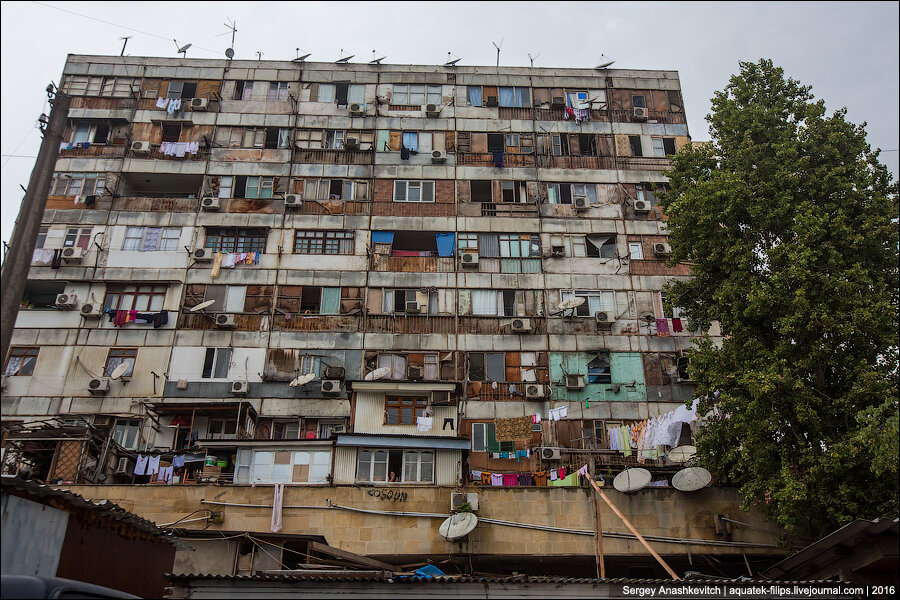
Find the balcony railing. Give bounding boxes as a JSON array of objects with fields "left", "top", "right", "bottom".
[
  {"left": 616, "top": 156, "right": 672, "bottom": 171},
  {"left": 131, "top": 147, "right": 209, "bottom": 161},
  {"left": 365, "top": 315, "right": 456, "bottom": 334},
  {"left": 472, "top": 257, "right": 542, "bottom": 274},
  {"left": 58, "top": 144, "right": 127, "bottom": 159},
  {"left": 178, "top": 312, "right": 268, "bottom": 331},
  {"left": 497, "top": 107, "right": 535, "bottom": 120},
  {"left": 457, "top": 152, "right": 536, "bottom": 168},
  {"left": 294, "top": 148, "right": 374, "bottom": 165},
  {"left": 295, "top": 199, "right": 369, "bottom": 215},
  {"left": 69, "top": 96, "right": 137, "bottom": 111},
  {"left": 534, "top": 108, "right": 608, "bottom": 122},
  {"left": 456, "top": 315, "right": 547, "bottom": 335},
  {"left": 371, "top": 255, "right": 455, "bottom": 273},
  {"left": 610, "top": 109, "right": 687, "bottom": 125},
  {"left": 536, "top": 155, "right": 616, "bottom": 170},
  {"left": 111, "top": 197, "right": 200, "bottom": 212},
  {"left": 274, "top": 314, "right": 362, "bottom": 331},
  {"left": 465, "top": 378, "right": 550, "bottom": 402}
]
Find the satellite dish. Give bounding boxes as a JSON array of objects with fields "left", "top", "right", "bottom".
[
  {"left": 369, "top": 57, "right": 385, "bottom": 64},
  {"left": 558, "top": 296, "right": 586, "bottom": 310},
  {"left": 444, "top": 58, "right": 461, "bottom": 66},
  {"left": 293, "top": 53, "right": 311, "bottom": 62},
  {"left": 595, "top": 60, "right": 615, "bottom": 69},
  {"left": 290, "top": 372, "right": 317, "bottom": 387},
  {"left": 439, "top": 512, "right": 477, "bottom": 541},
  {"left": 225, "top": 48, "right": 235, "bottom": 59},
  {"left": 335, "top": 55, "right": 354, "bottom": 64},
  {"left": 190, "top": 299, "right": 216, "bottom": 312},
  {"left": 672, "top": 467, "right": 712, "bottom": 492},
  {"left": 613, "top": 468, "right": 651, "bottom": 493},
  {"left": 177, "top": 43, "right": 192, "bottom": 54},
  {"left": 667, "top": 445, "right": 697, "bottom": 464},
  {"left": 109, "top": 361, "right": 130, "bottom": 380},
  {"left": 365, "top": 367, "right": 391, "bottom": 381}
]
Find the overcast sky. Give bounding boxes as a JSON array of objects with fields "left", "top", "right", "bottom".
[{"left": 2, "top": 1, "right": 898, "bottom": 248}]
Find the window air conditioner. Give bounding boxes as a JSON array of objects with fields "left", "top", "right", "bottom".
[
  {"left": 654, "top": 242, "right": 672, "bottom": 256},
  {"left": 425, "top": 103, "right": 441, "bottom": 117},
  {"left": 56, "top": 294, "right": 78, "bottom": 310},
  {"left": 634, "top": 199, "right": 651, "bottom": 213},
  {"left": 451, "top": 492, "right": 478, "bottom": 512},
  {"left": 511, "top": 318, "right": 533, "bottom": 333},
  {"left": 115, "top": 457, "right": 133, "bottom": 474},
  {"left": 485, "top": 95, "right": 499, "bottom": 107},
  {"left": 460, "top": 250, "right": 479, "bottom": 267},
  {"left": 431, "top": 150, "right": 445, "bottom": 164},
  {"left": 343, "top": 137, "right": 360, "bottom": 150},
  {"left": 573, "top": 196, "right": 589, "bottom": 211},
  {"left": 325, "top": 366, "right": 346, "bottom": 380},
  {"left": 565, "top": 374, "right": 585, "bottom": 389},
  {"left": 349, "top": 103, "right": 366, "bottom": 116},
  {"left": 284, "top": 194, "right": 303, "bottom": 208},
  {"left": 192, "top": 248, "right": 213, "bottom": 261},
  {"left": 190, "top": 97, "right": 209, "bottom": 111},
  {"left": 550, "top": 245, "right": 566, "bottom": 258},
  {"left": 215, "top": 313, "right": 236, "bottom": 328},
  {"left": 407, "top": 365, "right": 424, "bottom": 381},
  {"left": 88, "top": 378, "right": 110, "bottom": 394},
  {"left": 633, "top": 107, "right": 649, "bottom": 120},
  {"left": 550, "top": 96, "right": 566, "bottom": 108},
  {"left": 405, "top": 301, "right": 422, "bottom": 314},
  {"left": 80, "top": 303, "right": 102, "bottom": 318},
  {"left": 321, "top": 379, "right": 342, "bottom": 396},
  {"left": 525, "top": 384, "right": 547, "bottom": 400},
  {"left": 201, "top": 197, "right": 221, "bottom": 211},
  {"left": 61, "top": 247, "right": 85, "bottom": 262},
  {"left": 130, "top": 141, "right": 151, "bottom": 155},
  {"left": 431, "top": 391, "right": 452, "bottom": 406},
  {"left": 538, "top": 447, "right": 562, "bottom": 461},
  {"left": 230, "top": 380, "right": 249, "bottom": 395}
]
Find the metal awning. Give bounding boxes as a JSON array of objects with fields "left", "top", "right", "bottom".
[
  {"left": 335, "top": 434, "right": 469, "bottom": 450},
  {"left": 350, "top": 381, "right": 456, "bottom": 393}
]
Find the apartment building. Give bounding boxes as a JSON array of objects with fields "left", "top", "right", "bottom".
[{"left": 1, "top": 55, "right": 774, "bottom": 578}]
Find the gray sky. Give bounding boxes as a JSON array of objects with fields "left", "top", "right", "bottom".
[{"left": 2, "top": 1, "right": 898, "bottom": 248}]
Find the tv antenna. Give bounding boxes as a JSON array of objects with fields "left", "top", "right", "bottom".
[
  {"left": 369, "top": 49, "right": 386, "bottom": 64},
  {"left": 119, "top": 36, "right": 132, "bottom": 57},
  {"left": 174, "top": 40, "right": 192, "bottom": 57},
  {"left": 293, "top": 49, "right": 311, "bottom": 62},
  {"left": 492, "top": 37, "right": 503, "bottom": 67},
  {"left": 335, "top": 49, "right": 354, "bottom": 63},
  {"left": 444, "top": 52, "right": 461, "bottom": 67},
  {"left": 256, "top": 51, "right": 263, "bottom": 61},
  {"left": 528, "top": 52, "right": 541, "bottom": 68},
  {"left": 218, "top": 18, "right": 237, "bottom": 58}
]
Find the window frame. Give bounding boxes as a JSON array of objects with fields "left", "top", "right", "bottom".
[
  {"left": 293, "top": 230, "right": 355, "bottom": 255},
  {"left": 356, "top": 449, "right": 389, "bottom": 483},
  {"left": 384, "top": 396, "right": 429, "bottom": 425},
  {"left": 64, "top": 227, "right": 93, "bottom": 250},
  {"left": 401, "top": 450, "right": 434, "bottom": 483},
  {"left": 103, "top": 284, "right": 167, "bottom": 312},
  {"left": 561, "top": 289, "right": 616, "bottom": 317},
  {"left": 4, "top": 347, "right": 39, "bottom": 376},
  {"left": 104, "top": 348, "right": 137, "bottom": 378},
  {"left": 121, "top": 227, "right": 181, "bottom": 252},
  {"left": 112, "top": 418, "right": 142, "bottom": 450},
  {"left": 51, "top": 173, "right": 105, "bottom": 197},
  {"left": 204, "top": 228, "right": 268, "bottom": 253},
  {"left": 587, "top": 353, "right": 612, "bottom": 384},
  {"left": 629, "top": 242, "right": 644, "bottom": 260},
  {"left": 393, "top": 180, "right": 435, "bottom": 203},
  {"left": 267, "top": 81, "right": 289, "bottom": 102}
]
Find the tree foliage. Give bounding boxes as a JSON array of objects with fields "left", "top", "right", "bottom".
[{"left": 659, "top": 59, "right": 899, "bottom": 543}]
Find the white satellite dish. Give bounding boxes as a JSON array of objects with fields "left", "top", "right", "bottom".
[
  {"left": 225, "top": 48, "right": 235, "bottom": 59},
  {"left": 109, "top": 361, "right": 130, "bottom": 380},
  {"left": 667, "top": 445, "right": 697, "bottom": 464},
  {"left": 672, "top": 467, "right": 712, "bottom": 492},
  {"left": 439, "top": 512, "right": 477, "bottom": 541},
  {"left": 558, "top": 296, "right": 586, "bottom": 310},
  {"left": 190, "top": 299, "right": 216, "bottom": 312},
  {"left": 290, "top": 372, "right": 317, "bottom": 387},
  {"left": 364, "top": 367, "right": 391, "bottom": 381},
  {"left": 613, "top": 468, "right": 652, "bottom": 493}
]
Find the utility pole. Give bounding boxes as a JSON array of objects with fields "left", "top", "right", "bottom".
[{"left": 0, "top": 86, "right": 69, "bottom": 363}]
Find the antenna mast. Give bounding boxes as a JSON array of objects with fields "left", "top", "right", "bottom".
[
  {"left": 492, "top": 38, "right": 503, "bottom": 67},
  {"left": 119, "top": 36, "right": 132, "bottom": 57}
]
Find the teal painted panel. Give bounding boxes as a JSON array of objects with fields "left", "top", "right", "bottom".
[{"left": 550, "top": 352, "right": 646, "bottom": 403}]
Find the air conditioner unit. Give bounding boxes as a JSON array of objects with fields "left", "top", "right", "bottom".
[
  {"left": 56, "top": 294, "right": 77, "bottom": 310},
  {"left": 349, "top": 103, "right": 366, "bottom": 116},
  {"left": 595, "top": 311, "right": 616, "bottom": 325},
  {"left": 633, "top": 107, "right": 649, "bottom": 120},
  {"left": 405, "top": 301, "right": 422, "bottom": 314},
  {"left": 654, "top": 242, "right": 672, "bottom": 256},
  {"left": 80, "top": 303, "right": 102, "bottom": 318},
  {"left": 573, "top": 196, "right": 589, "bottom": 211},
  {"left": 431, "top": 150, "right": 445, "bottom": 164},
  {"left": 634, "top": 199, "right": 652, "bottom": 213},
  {"left": 550, "top": 245, "right": 566, "bottom": 258},
  {"left": 407, "top": 365, "right": 424, "bottom": 381},
  {"left": 431, "top": 391, "right": 452, "bottom": 406},
  {"left": 92, "top": 415, "right": 113, "bottom": 427},
  {"left": 539, "top": 447, "right": 562, "bottom": 461},
  {"left": 460, "top": 250, "right": 479, "bottom": 267},
  {"left": 230, "top": 380, "right": 249, "bottom": 395},
  {"left": 425, "top": 103, "right": 441, "bottom": 117},
  {"left": 485, "top": 95, "right": 499, "bottom": 107},
  {"left": 511, "top": 318, "right": 533, "bottom": 333},
  {"left": 115, "top": 457, "right": 133, "bottom": 474},
  {"left": 61, "top": 247, "right": 85, "bottom": 262},
  {"left": 284, "top": 194, "right": 303, "bottom": 208},
  {"left": 201, "top": 197, "right": 221, "bottom": 211},
  {"left": 321, "top": 379, "right": 342, "bottom": 396},
  {"left": 451, "top": 492, "right": 478, "bottom": 512},
  {"left": 550, "top": 96, "right": 566, "bottom": 108},
  {"left": 215, "top": 313, "right": 236, "bottom": 328},
  {"left": 525, "top": 383, "right": 547, "bottom": 400},
  {"left": 192, "top": 247, "right": 213, "bottom": 261},
  {"left": 190, "top": 97, "right": 209, "bottom": 111},
  {"left": 566, "top": 374, "right": 585, "bottom": 389},
  {"left": 130, "top": 141, "right": 151, "bottom": 155},
  {"left": 88, "top": 378, "right": 110, "bottom": 394},
  {"left": 325, "top": 366, "right": 346, "bottom": 380},
  {"left": 343, "top": 137, "right": 360, "bottom": 150}
]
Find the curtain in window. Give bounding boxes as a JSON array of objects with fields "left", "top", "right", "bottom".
[
  {"left": 485, "top": 353, "right": 505, "bottom": 382},
  {"left": 320, "top": 287, "right": 340, "bottom": 314},
  {"left": 467, "top": 86, "right": 482, "bottom": 106},
  {"left": 472, "top": 290, "right": 500, "bottom": 316},
  {"left": 141, "top": 227, "right": 161, "bottom": 251},
  {"left": 435, "top": 233, "right": 455, "bottom": 257},
  {"left": 498, "top": 87, "right": 515, "bottom": 107},
  {"left": 477, "top": 233, "right": 500, "bottom": 257},
  {"left": 347, "top": 84, "right": 365, "bottom": 104},
  {"left": 402, "top": 132, "right": 418, "bottom": 151}
]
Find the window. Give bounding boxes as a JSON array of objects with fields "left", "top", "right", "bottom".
[
  {"left": 471, "top": 422, "right": 515, "bottom": 453},
  {"left": 548, "top": 183, "right": 598, "bottom": 205},
  {"left": 208, "top": 419, "right": 238, "bottom": 440},
  {"left": 583, "top": 235, "right": 617, "bottom": 259},
  {"left": 70, "top": 120, "right": 109, "bottom": 145},
  {"left": 566, "top": 90, "right": 589, "bottom": 108},
  {"left": 245, "top": 176, "right": 274, "bottom": 199},
  {"left": 166, "top": 80, "right": 197, "bottom": 99},
  {"left": 303, "top": 178, "right": 368, "bottom": 201},
  {"left": 588, "top": 353, "right": 612, "bottom": 384},
  {"left": 233, "top": 80, "right": 253, "bottom": 100},
  {"left": 498, "top": 87, "right": 530, "bottom": 107},
  {"left": 393, "top": 180, "right": 435, "bottom": 203},
  {"left": 51, "top": 173, "right": 105, "bottom": 197},
  {"left": 235, "top": 449, "right": 331, "bottom": 484},
  {"left": 318, "top": 421, "right": 345, "bottom": 439},
  {"left": 392, "top": 84, "right": 441, "bottom": 105},
  {"left": 4, "top": 347, "right": 39, "bottom": 376},
  {"left": 293, "top": 230, "right": 354, "bottom": 254},
  {"left": 467, "top": 352, "right": 505, "bottom": 382},
  {"left": 103, "top": 284, "right": 166, "bottom": 312},
  {"left": 402, "top": 131, "right": 418, "bottom": 151},
  {"left": 499, "top": 234, "right": 540, "bottom": 257},
  {"left": 467, "top": 86, "right": 482, "bottom": 106},
  {"left": 487, "top": 133, "right": 505, "bottom": 152},
  {"left": 357, "top": 449, "right": 388, "bottom": 482},
  {"left": 500, "top": 181, "right": 524, "bottom": 203},
  {"left": 660, "top": 292, "right": 683, "bottom": 319},
  {"left": 376, "top": 355, "right": 406, "bottom": 381},
  {"left": 204, "top": 228, "right": 267, "bottom": 253},
  {"left": 300, "top": 355, "right": 322, "bottom": 377},
  {"left": 35, "top": 227, "right": 49, "bottom": 249},
  {"left": 457, "top": 233, "right": 478, "bottom": 250},
  {"left": 267, "top": 81, "right": 289, "bottom": 101},
  {"left": 264, "top": 127, "right": 292, "bottom": 149},
  {"left": 63, "top": 75, "right": 137, "bottom": 97},
  {"left": 104, "top": 348, "right": 137, "bottom": 378},
  {"left": 201, "top": 348, "right": 232, "bottom": 379},
  {"left": 629, "top": 242, "right": 644, "bottom": 260},
  {"left": 218, "top": 176, "right": 233, "bottom": 199},
  {"left": 561, "top": 290, "right": 616, "bottom": 317},
  {"left": 636, "top": 184, "right": 658, "bottom": 207},
  {"left": 122, "top": 227, "right": 181, "bottom": 251},
  {"left": 64, "top": 227, "right": 93, "bottom": 250},
  {"left": 629, "top": 135, "right": 643, "bottom": 157},
  {"left": 384, "top": 396, "right": 428, "bottom": 425},
  {"left": 162, "top": 123, "right": 181, "bottom": 143},
  {"left": 651, "top": 138, "right": 677, "bottom": 157},
  {"left": 347, "top": 84, "right": 365, "bottom": 104},
  {"left": 317, "top": 84, "right": 336, "bottom": 103},
  {"left": 272, "top": 421, "right": 300, "bottom": 440},
  {"left": 470, "top": 181, "right": 492, "bottom": 203},
  {"left": 402, "top": 451, "right": 434, "bottom": 483},
  {"left": 324, "top": 130, "right": 345, "bottom": 149},
  {"left": 632, "top": 95, "right": 647, "bottom": 109},
  {"left": 112, "top": 418, "right": 141, "bottom": 450},
  {"left": 551, "top": 133, "right": 570, "bottom": 156},
  {"left": 216, "top": 175, "right": 275, "bottom": 199}
]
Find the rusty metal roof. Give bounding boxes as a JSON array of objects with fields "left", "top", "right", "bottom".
[{"left": 1, "top": 476, "right": 175, "bottom": 543}]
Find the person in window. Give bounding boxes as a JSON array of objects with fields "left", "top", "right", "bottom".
[{"left": 388, "top": 471, "right": 397, "bottom": 483}]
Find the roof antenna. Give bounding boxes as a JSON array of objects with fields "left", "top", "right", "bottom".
[
  {"left": 119, "top": 36, "right": 132, "bottom": 57},
  {"left": 528, "top": 52, "right": 541, "bottom": 68},
  {"left": 219, "top": 17, "right": 237, "bottom": 59},
  {"left": 492, "top": 37, "right": 503, "bottom": 67},
  {"left": 256, "top": 51, "right": 263, "bottom": 61},
  {"left": 444, "top": 52, "right": 461, "bottom": 67}
]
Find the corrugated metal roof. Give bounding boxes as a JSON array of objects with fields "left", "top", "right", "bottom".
[
  {"left": 1, "top": 476, "right": 175, "bottom": 543},
  {"left": 335, "top": 433, "right": 470, "bottom": 450}
]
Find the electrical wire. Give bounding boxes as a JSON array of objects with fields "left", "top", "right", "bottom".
[{"left": 158, "top": 508, "right": 212, "bottom": 527}]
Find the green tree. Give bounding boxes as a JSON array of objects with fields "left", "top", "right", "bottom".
[{"left": 659, "top": 59, "right": 899, "bottom": 543}]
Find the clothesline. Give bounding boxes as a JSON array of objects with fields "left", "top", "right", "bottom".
[{"left": 471, "top": 463, "right": 590, "bottom": 487}]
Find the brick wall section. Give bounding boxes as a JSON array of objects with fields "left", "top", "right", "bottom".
[
  {"left": 371, "top": 179, "right": 455, "bottom": 217},
  {"left": 627, "top": 235, "right": 693, "bottom": 276}
]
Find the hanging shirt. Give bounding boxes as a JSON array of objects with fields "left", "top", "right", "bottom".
[
  {"left": 416, "top": 416, "right": 433, "bottom": 432},
  {"left": 490, "top": 473, "right": 504, "bottom": 486},
  {"left": 146, "top": 455, "right": 160, "bottom": 475},
  {"left": 502, "top": 474, "right": 518, "bottom": 486},
  {"left": 533, "top": 471, "right": 549, "bottom": 487},
  {"left": 133, "top": 454, "right": 148, "bottom": 476}
]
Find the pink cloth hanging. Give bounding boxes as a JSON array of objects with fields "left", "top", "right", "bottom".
[{"left": 271, "top": 482, "right": 284, "bottom": 533}]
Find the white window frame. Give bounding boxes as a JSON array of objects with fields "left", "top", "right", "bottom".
[
  {"left": 207, "top": 418, "right": 238, "bottom": 440},
  {"left": 471, "top": 422, "right": 487, "bottom": 452},
  {"left": 122, "top": 227, "right": 181, "bottom": 251},
  {"left": 392, "top": 84, "right": 441, "bottom": 105},
  {"left": 561, "top": 289, "right": 616, "bottom": 317},
  {"left": 652, "top": 138, "right": 666, "bottom": 157},
  {"left": 317, "top": 84, "right": 336, "bottom": 103},
  {"left": 271, "top": 421, "right": 300, "bottom": 440},
  {"left": 393, "top": 180, "right": 435, "bottom": 203},
  {"left": 356, "top": 449, "right": 389, "bottom": 483},
  {"left": 268, "top": 81, "right": 289, "bottom": 102},
  {"left": 324, "top": 130, "right": 345, "bottom": 150},
  {"left": 401, "top": 450, "right": 434, "bottom": 483},
  {"left": 629, "top": 242, "right": 644, "bottom": 260},
  {"left": 112, "top": 418, "right": 142, "bottom": 450},
  {"left": 240, "top": 448, "right": 333, "bottom": 485}
]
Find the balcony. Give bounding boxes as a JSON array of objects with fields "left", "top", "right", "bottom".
[
  {"left": 457, "top": 315, "right": 547, "bottom": 335},
  {"left": 58, "top": 143, "right": 127, "bottom": 159},
  {"left": 536, "top": 155, "right": 616, "bottom": 170},
  {"left": 178, "top": 312, "right": 268, "bottom": 331},
  {"left": 69, "top": 96, "right": 138, "bottom": 111},
  {"left": 131, "top": 146, "right": 209, "bottom": 161},
  {"left": 457, "top": 152, "right": 536, "bottom": 168},
  {"left": 610, "top": 109, "right": 687, "bottom": 125},
  {"left": 293, "top": 199, "right": 369, "bottom": 215},
  {"left": 615, "top": 156, "right": 672, "bottom": 171},
  {"left": 294, "top": 148, "right": 374, "bottom": 165},
  {"left": 472, "top": 257, "right": 542, "bottom": 274},
  {"left": 460, "top": 202, "right": 539, "bottom": 218},
  {"left": 534, "top": 108, "right": 607, "bottom": 122},
  {"left": 465, "top": 378, "right": 549, "bottom": 402},
  {"left": 273, "top": 313, "right": 362, "bottom": 332},
  {"left": 497, "top": 107, "right": 535, "bottom": 120},
  {"left": 365, "top": 315, "right": 456, "bottom": 334},
  {"left": 371, "top": 255, "right": 455, "bottom": 273}
]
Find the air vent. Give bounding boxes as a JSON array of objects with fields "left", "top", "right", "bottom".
[
  {"left": 550, "top": 96, "right": 566, "bottom": 108},
  {"left": 343, "top": 137, "right": 360, "bottom": 150},
  {"left": 215, "top": 313, "right": 236, "bottom": 328},
  {"left": 115, "top": 457, "right": 133, "bottom": 474},
  {"left": 485, "top": 95, "right": 499, "bottom": 107},
  {"left": 201, "top": 197, "right": 221, "bottom": 211},
  {"left": 550, "top": 245, "right": 565, "bottom": 258},
  {"left": 321, "top": 379, "right": 342, "bottom": 396},
  {"left": 405, "top": 301, "right": 422, "bottom": 314},
  {"left": 451, "top": 492, "right": 478, "bottom": 512}
]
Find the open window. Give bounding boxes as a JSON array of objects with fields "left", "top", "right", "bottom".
[
  {"left": 201, "top": 348, "right": 232, "bottom": 379},
  {"left": 470, "top": 181, "right": 493, "bottom": 203},
  {"left": 276, "top": 286, "right": 342, "bottom": 315},
  {"left": 467, "top": 352, "right": 505, "bottom": 382},
  {"left": 587, "top": 353, "right": 612, "bottom": 384},
  {"left": 4, "top": 347, "right": 39, "bottom": 376},
  {"left": 471, "top": 422, "right": 515, "bottom": 453},
  {"left": 584, "top": 235, "right": 617, "bottom": 259},
  {"left": 629, "top": 135, "right": 643, "bottom": 157},
  {"left": 20, "top": 281, "right": 66, "bottom": 310},
  {"left": 561, "top": 290, "right": 616, "bottom": 317}
]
